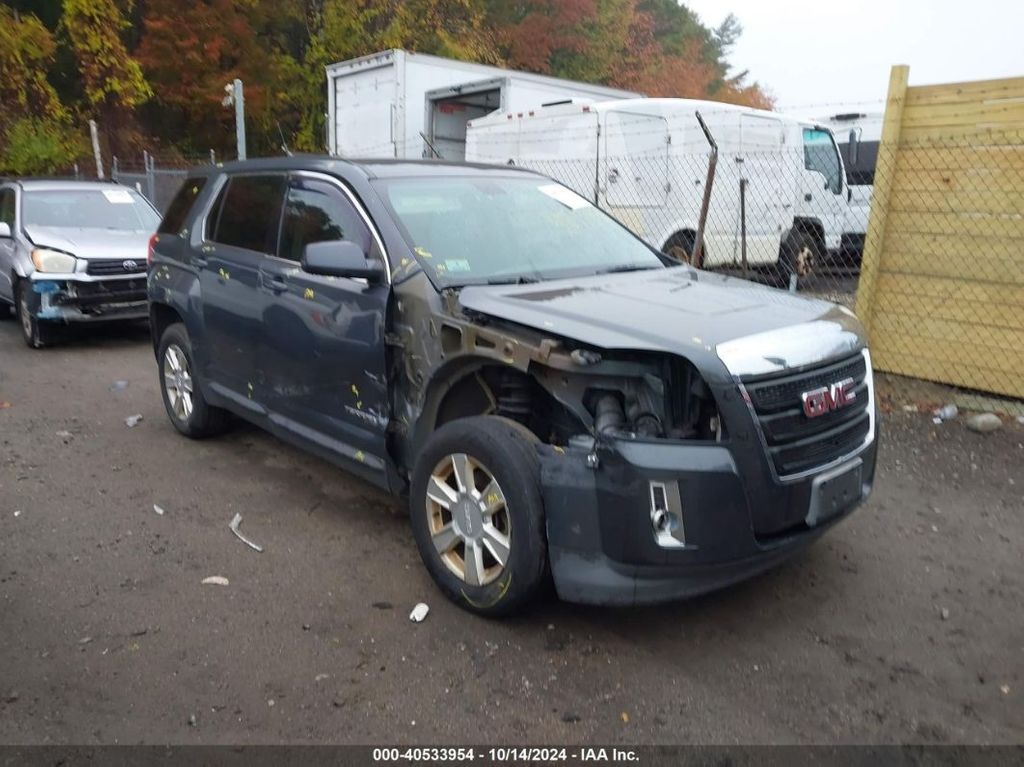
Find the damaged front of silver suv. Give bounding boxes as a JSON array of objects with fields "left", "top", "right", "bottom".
[{"left": 371, "top": 170, "right": 877, "bottom": 613}]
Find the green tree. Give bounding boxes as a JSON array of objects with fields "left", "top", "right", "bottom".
[
  {"left": 0, "top": 6, "right": 81, "bottom": 174},
  {"left": 0, "top": 117, "right": 85, "bottom": 176},
  {"left": 0, "top": 6, "right": 67, "bottom": 132}
]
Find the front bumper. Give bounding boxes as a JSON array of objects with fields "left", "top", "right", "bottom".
[
  {"left": 539, "top": 434, "right": 877, "bottom": 606},
  {"left": 29, "top": 275, "right": 149, "bottom": 322}
]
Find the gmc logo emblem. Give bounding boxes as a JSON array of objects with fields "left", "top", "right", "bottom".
[{"left": 802, "top": 378, "right": 856, "bottom": 418}]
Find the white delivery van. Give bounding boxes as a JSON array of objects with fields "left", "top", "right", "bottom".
[
  {"left": 326, "top": 49, "right": 638, "bottom": 160},
  {"left": 466, "top": 98, "right": 857, "bottom": 279}
]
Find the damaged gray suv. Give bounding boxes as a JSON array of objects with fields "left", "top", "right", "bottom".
[{"left": 148, "top": 157, "right": 878, "bottom": 615}]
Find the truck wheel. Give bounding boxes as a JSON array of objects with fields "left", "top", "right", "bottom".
[
  {"left": 410, "top": 416, "right": 548, "bottom": 617},
  {"left": 15, "top": 279, "right": 56, "bottom": 348},
  {"left": 157, "top": 322, "right": 228, "bottom": 438},
  {"left": 780, "top": 231, "right": 818, "bottom": 284},
  {"left": 663, "top": 231, "right": 697, "bottom": 264}
]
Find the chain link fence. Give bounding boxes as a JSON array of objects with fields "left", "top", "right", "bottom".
[{"left": 110, "top": 151, "right": 218, "bottom": 213}]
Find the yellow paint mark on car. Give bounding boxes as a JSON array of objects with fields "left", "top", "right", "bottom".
[{"left": 304, "top": 287, "right": 315, "bottom": 300}]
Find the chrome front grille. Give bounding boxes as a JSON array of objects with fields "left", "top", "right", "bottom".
[{"left": 743, "top": 351, "right": 873, "bottom": 478}]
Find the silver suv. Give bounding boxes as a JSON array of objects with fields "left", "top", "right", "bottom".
[{"left": 0, "top": 178, "right": 160, "bottom": 347}]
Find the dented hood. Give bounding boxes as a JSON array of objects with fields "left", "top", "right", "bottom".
[
  {"left": 457, "top": 266, "right": 866, "bottom": 378},
  {"left": 24, "top": 225, "right": 151, "bottom": 262}
]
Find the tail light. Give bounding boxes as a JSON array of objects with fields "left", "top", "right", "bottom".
[{"left": 147, "top": 233, "right": 158, "bottom": 266}]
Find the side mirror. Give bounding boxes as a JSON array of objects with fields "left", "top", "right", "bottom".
[
  {"left": 301, "top": 240, "right": 384, "bottom": 282},
  {"left": 0, "top": 222, "right": 11, "bottom": 239}
]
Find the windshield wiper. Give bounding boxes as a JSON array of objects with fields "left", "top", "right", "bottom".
[
  {"left": 484, "top": 275, "right": 541, "bottom": 285},
  {"left": 592, "top": 263, "right": 663, "bottom": 275}
]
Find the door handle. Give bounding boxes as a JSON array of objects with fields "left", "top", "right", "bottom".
[
  {"left": 191, "top": 255, "right": 208, "bottom": 269},
  {"left": 260, "top": 273, "right": 288, "bottom": 294}
]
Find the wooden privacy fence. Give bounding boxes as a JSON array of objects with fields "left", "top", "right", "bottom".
[{"left": 855, "top": 66, "right": 1024, "bottom": 401}]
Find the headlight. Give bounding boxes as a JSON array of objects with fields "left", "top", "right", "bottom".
[{"left": 31, "top": 248, "right": 77, "bottom": 273}]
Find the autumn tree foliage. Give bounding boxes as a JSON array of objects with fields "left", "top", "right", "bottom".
[
  {"left": 62, "top": 0, "right": 151, "bottom": 155},
  {"left": 0, "top": 6, "right": 82, "bottom": 174},
  {"left": 0, "top": 0, "right": 773, "bottom": 165}
]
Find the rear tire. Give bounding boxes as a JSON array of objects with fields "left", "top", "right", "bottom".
[
  {"left": 410, "top": 416, "right": 548, "bottom": 617},
  {"left": 157, "top": 322, "right": 228, "bottom": 438},
  {"left": 15, "top": 279, "right": 57, "bottom": 348},
  {"left": 663, "top": 231, "right": 697, "bottom": 265}
]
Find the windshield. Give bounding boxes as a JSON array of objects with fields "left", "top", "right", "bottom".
[
  {"left": 803, "top": 128, "right": 843, "bottom": 195},
  {"left": 23, "top": 188, "right": 161, "bottom": 231},
  {"left": 373, "top": 176, "right": 665, "bottom": 286}
]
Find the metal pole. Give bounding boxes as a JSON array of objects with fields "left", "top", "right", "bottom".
[
  {"left": 144, "top": 151, "right": 156, "bottom": 202},
  {"left": 233, "top": 79, "right": 247, "bottom": 161},
  {"left": 740, "top": 178, "right": 748, "bottom": 278},
  {"left": 210, "top": 149, "right": 216, "bottom": 165},
  {"left": 89, "top": 120, "right": 104, "bottom": 179},
  {"left": 112, "top": 155, "right": 119, "bottom": 182},
  {"left": 691, "top": 111, "right": 718, "bottom": 270}
]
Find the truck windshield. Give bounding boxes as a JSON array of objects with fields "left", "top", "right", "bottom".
[
  {"left": 803, "top": 129, "right": 843, "bottom": 195},
  {"left": 373, "top": 176, "right": 665, "bottom": 286},
  {"left": 23, "top": 188, "right": 161, "bottom": 231}
]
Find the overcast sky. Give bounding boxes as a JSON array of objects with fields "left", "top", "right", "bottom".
[{"left": 684, "top": 0, "right": 1023, "bottom": 115}]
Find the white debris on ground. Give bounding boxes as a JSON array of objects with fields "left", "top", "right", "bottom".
[
  {"left": 409, "top": 603, "right": 429, "bottom": 622},
  {"left": 966, "top": 413, "right": 1002, "bottom": 434}
]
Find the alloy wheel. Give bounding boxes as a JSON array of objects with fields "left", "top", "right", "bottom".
[
  {"left": 163, "top": 343, "right": 194, "bottom": 422},
  {"left": 425, "top": 452, "right": 512, "bottom": 586}
]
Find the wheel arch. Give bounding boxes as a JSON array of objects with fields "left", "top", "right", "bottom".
[{"left": 149, "top": 301, "right": 184, "bottom": 357}]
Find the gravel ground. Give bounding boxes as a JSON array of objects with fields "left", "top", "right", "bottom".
[{"left": 0, "top": 319, "right": 1021, "bottom": 745}]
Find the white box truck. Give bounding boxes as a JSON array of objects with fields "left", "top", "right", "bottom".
[
  {"left": 326, "top": 49, "right": 638, "bottom": 160},
  {"left": 466, "top": 97, "right": 864, "bottom": 279},
  {"left": 816, "top": 111, "right": 884, "bottom": 257}
]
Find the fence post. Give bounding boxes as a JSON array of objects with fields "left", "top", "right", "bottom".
[
  {"left": 855, "top": 64, "right": 909, "bottom": 336},
  {"left": 89, "top": 119, "right": 104, "bottom": 179},
  {"left": 739, "top": 178, "right": 748, "bottom": 278},
  {"left": 144, "top": 151, "right": 156, "bottom": 203},
  {"left": 210, "top": 149, "right": 216, "bottom": 165},
  {"left": 112, "top": 156, "right": 119, "bottom": 182}
]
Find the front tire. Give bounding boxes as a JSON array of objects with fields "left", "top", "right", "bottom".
[
  {"left": 410, "top": 416, "right": 548, "bottom": 617},
  {"left": 157, "top": 322, "right": 228, "bottom": 438},
  {"left": 663, "top": 231, "right": 697, "bottom": 265},
  {"left": 780, "top": 230, "right": 819, "bottom": 285},
  {"left": 15, "top": 280, "right": 56, "bottom": 348}
]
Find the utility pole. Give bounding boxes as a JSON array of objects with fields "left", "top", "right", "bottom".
[
  {"left": 233, "top": 79, "right": 246, "bottom": 160},
  {"left": 223, "top": 79, "right": 247, "bottom": 160},
  {"left": 89, "top": 120, "right": 104, "bottom": 179}
]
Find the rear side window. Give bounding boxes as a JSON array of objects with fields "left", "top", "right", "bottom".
[
  {"left": 278, "top": 178, "right": 372, "bottom": 263},
  {"left": 158, "top": 176, "right": 207, "bottom": 234},
  {"left": 212, "top": 175, "right": 286, "bottom": 254}
]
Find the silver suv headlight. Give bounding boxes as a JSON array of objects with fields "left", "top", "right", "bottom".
[{"left": 31, "top": 248, "right": 77, "bottom": 273}]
